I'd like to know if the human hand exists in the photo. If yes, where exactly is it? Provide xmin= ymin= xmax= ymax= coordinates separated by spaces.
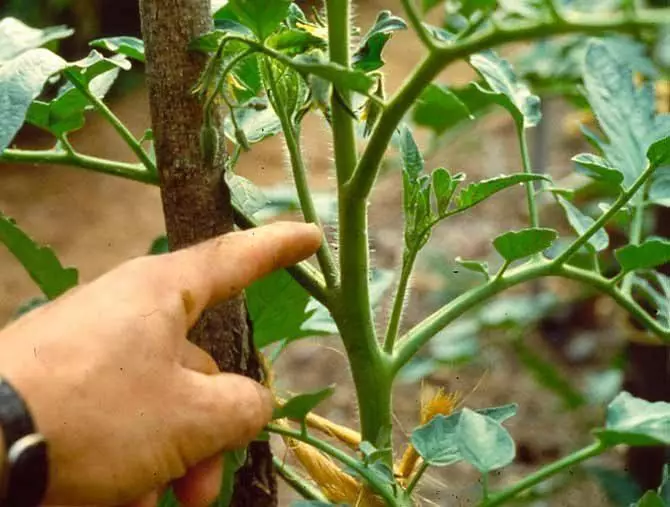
xmin=0 ymin=222 xmax=322 ymax=506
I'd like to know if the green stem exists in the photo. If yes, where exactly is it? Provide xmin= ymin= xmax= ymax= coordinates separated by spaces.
xmin=272 ymin=456 xmax=329 ymax=502
xmin=405 ymin=461 xmax=429 ymax=496
xmin=553 ymin=162 xmax=655 ymax=266
xmin=326 ymin=0 xmax=391 ymax=448
xmin=384 ymin=249 xmax=418 ymax=353
xmin=348 ymin=9 xmax=670 ymax=200
xmin=482 ymin=442 xmax=606 ymax=507
xmin=266 ymin=423 xmax=397 ymax=505
xmin=392 ymin=260 xmax=670 ymax=374
xmin=621 ymin=198 xmax=646 ymax=295
xmin=518 ymin=126 xmax=540 ymax=229
xmin=263 ymin=58 xmax=339 ymax=288
xmin=0 ymin=148 xmax=329 ymax=304
xmin=400 ymin=0 xmax=436 ymax=49
xmin=63 ymin=70 xmax=156 ymax=172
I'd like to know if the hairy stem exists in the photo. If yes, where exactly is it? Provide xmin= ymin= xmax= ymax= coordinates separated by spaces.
xmin=266 ymin=424 xmax=397 ymax=505
xmin=518 ymin=126 xmax=540 ymax=228
xmin=482 ymin=442 xmax=606 ymax=506
xmin=348 ymin=9 xmax=670 ymax=200
xmin=405 ymin=461 xmax=429 ymax=496
xmin=272 ymin=457 xmax=328 ymax=502
xmin=384 ymin=249 xmax=418 ymax=353
xmin=63 ymin=70 xmax=156 ymax=172
xmin=263 ymin=58 xmax=339 ymax=288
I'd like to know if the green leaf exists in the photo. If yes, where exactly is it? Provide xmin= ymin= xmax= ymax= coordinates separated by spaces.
xmin=556 ymin=195 xmax=609 ymax=252
xmin=219 ymin=448 xmax=247 ymax=507
xmin=227 ymin=0 xmax=291 ymax=39
xmin=454 ymin=257 xmax=489 ymax=280
xmin=148 ymin=235 xmax=169 ymax=255
xmin=273 ymin=386 xmax=335 ymax=421
xmin=583 ymin=41 xmax=666 ymax=191
xmin=411 ymin=404 xmax=517 ymax=467
xmin=0 ymin=17 xmax=73 ymax=63
xmin=412 ymin=84 xmax=473 ymax=135
xmin=224 ymin=98 xmax=282 ymax=145
xmin=397 ymin=124 xmax=424 ymax=181
xmin=90 ymin=36 xmax=145 ymax=62
xmin=246 ymin=269 xmax=333 ymax=348
xmin=432 ymin=168 xmax=463 ymax=215
xmin=0 ymin=212 xmax=78 ymax=299
xmin=572 ymin=153 xmax=624 ymax=187
xmin=455 ymin=408 xmax=516 ymax=473
xmin=266 ymin=28 xmax=327 ymax=56
xmin=633 ymin=491 xmax=666 ymax=507
xmin=493 ymin=227 xmax=558 ymax=262
xmin=649 ymin=167 xmax=670 ymax=207
xmin=226 ymin=173 xmax=267 ymax=215
xmin=456 ymin=173 xmax=549 ymax=211
xmin=594 ymin=392 xmax=670 ymax=447
xmin=292 ymin=52 xmax=374 ymax=95
xmin=352 ymin=10 xmax=407 ymax=73
xmin=647 ymin=134 xmax=670 ymax=169
xmin=615 ymin=239 xmax=670 ymax=273
xmin=157 ymin=489 xmax=179 ymax=507
xmin=422 ymin=0 xmax=443 ymax=13
xmin=0 ymin=48 xmax=67 ymax=151
xmin=585 ymin=465 xmax=643 ymax=507
xmin=190 ymin=25 xmax=254 ymax=53
xmin=469 ymin=50 xmax=542 ymax=129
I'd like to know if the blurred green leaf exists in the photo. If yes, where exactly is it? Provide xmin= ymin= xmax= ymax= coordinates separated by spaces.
xmin=594 ymin=392 xmax=670 ymax=447
xmin=586 ymin=465 xmax=643 ymax=507
xmin=493 ymin=228 xmax=558 ymax=262
xmin=273 ymin=386 xmax=335 ymax=421
xmin=219 ymin=448 xmax=247 ymax=507
xmin=556 ymin=195 xmax=609 ymax=252
xmin=572 ymin=153 xmax=624 ymax=188
xmin=352 ymin=10 xmax=407 ymax=73
xmin=456 ymin=408 xmax=516 ymax=473
xmin=0 ymin=17 xmax=73 ymax=63
xmin=226 ymin=173 xmax=268 ymax=215
xmin=224 ymin=98 xmax=282 ymax=145
xmin=292 ymin=52 xmax=374 ymax=94
xmin=0 ymin=212 xmax=78 ymax=299
xmin=456 ymin=173 xmax=548 ymax=211
xmin=90 ymin=36 xmax=145 ymax=62
xmin=633 ymin=491 xmax=666 ymax=507
xmin=227 ymin=0 xmax=291 ymax=40
xmin=412 ymin=83 xmax=475 ymax=136
xmin=615 ymin=239 xmax=670 ymax=273
xmin=266 ymin=28 xmax=327 ymax=56
xmin=454 ymin=257 xmax=489 ymax=280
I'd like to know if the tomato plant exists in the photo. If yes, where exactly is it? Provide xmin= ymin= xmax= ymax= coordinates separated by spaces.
xmin=1 ymin=1 xmax=670 ymax=505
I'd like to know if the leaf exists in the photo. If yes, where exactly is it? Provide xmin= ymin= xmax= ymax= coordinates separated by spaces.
xmin=572 ymin=153 xmax=624 ymax=187
xmin=157 ymin=489 xmax=179 ymax=507
xmin=411 ymin=404 xmax=517 ymax=467
xmin=594 ymin=392 xmax=670 ymax=447
xmin=585 ymin=465 xmax=643 ymax=507
xmin=224 ymin=98 xmax=282 ymax=145
xmin=649 ymin=167 xmax=670 ymax=207
xmin=422 ymin=0 xmax=443 ymax=13
xmin=0 ymin=17 xmax=73 ymax=63
xmin=219 ymin=448 xmax=247 ymax=507
xmin=227 ymin=0 xmax=292 ymax=39
xmin=0 ymin=48 xmax=67 ymax=151
xmin=273 ymin=386 xmax=335 ymax=421
xmin=226 ymin=173 xmax=267 ymax=215
xmin=90 ymin=36 xmax=145 ymax=62
xmin=615 ymin=239 xmax=670 ymax=273
xmin=397 ymin=124 xmax=424 ymax=181
xmin=455 ymin=408 xmax=516 ymax=473
xmin=292 ymin=52 xmax=374 ymax=95
xmin=266 ymin=28 xmax=327 ymax=56
xmin=432 ymin=168 xmax=463 ymax=215
xmin=456 ymin=173 xmax=549 ymax=211
xmin=583 ymin=41 xmax=665 ymax=191
xmin=454 ymin=257 xmax=489 ymax=280
xmin=352 ymin=10 xmax=407 ymax=73
xmin=0 ymin=212 xmax=78 ymax=299
xmin=556 ymin=195 xmax=609 ymax=252
xmin=633 ymin=491 xmax=666 ymax=507
xmin=493 ymin=228 xmax=558 ymax=262
xmin=148 ymin=235 xmax=169 ymax=255
xmin=246 ymin=269 xmax=333 ymax=348
xmin=412 ymin=84 xmax=474 ymax=136
xmin=647 ymin=134 xmax=670 ymax=169
xmin=469 ymin=50 xmax=542 ymax=129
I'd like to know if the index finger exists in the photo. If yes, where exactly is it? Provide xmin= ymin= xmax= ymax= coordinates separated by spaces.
xmin=162 ymin=221 xmax=322 ymax=327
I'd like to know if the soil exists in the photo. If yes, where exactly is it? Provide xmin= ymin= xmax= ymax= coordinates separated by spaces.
xmin=0 ymin=1 xmax=638 ymax=505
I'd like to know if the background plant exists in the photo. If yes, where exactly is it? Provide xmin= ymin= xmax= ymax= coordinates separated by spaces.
xmin=1 ymin=0 xmax=670 ymax=506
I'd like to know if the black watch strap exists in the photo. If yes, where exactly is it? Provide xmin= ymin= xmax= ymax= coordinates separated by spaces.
xmin=0 ymin=377 xmax=48 ymax=507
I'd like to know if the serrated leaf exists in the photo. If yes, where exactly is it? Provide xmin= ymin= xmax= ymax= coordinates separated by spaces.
xmin=273 ymin=386 xmax=335 ymax=421
xmin=227 ymin=0 xmax=291 ymax=40
xmin=397 ymin=124 xmax=424 ymax=181
xmin=455 ymin=257 xmax=489 ymax=279
xmin=432 ymin=168 xmax=463 ymax=215
xmin=615 ymin=239 xmax=670 ymax=273
xmin=0 ymin=212 xmax=78 ymax=299
xmin=0 ymin=48 xmax=67 ymax=151
xmin=148 ymin=235 xmax=169 ymax=255
xmin=594 ymin=392 xmax=670 ymax=447
xmin=469 ymin=50 xmax=542 ymax=129
xmin=583 ymin=41 xmax=667 ymax=192
xmin=493 ymin=227 xmax=558 ymax=262
xmin=0 ymin=17 xmax=73 ymax=63
xmin=572 ymin=153 xmax=624 ymax=187
xmin=456 ymin=173 xmax=548 ymax=211
xmin=90 ymin=36 xmax=145 ymax=62
xmin=556 ymin=195 xmax=609 ymax=252
xmin=352 ymin=10 xmax=407 ymax=73
xmin=456 ymin=408 xmax=516 ymax=473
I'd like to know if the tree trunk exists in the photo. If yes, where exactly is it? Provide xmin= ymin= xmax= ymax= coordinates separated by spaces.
xmin=138 ymin=1 xmax=276 ymax=505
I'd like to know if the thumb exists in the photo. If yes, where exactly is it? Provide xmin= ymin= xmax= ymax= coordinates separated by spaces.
xmin=174 ymin=370 xmax=273 ymax=465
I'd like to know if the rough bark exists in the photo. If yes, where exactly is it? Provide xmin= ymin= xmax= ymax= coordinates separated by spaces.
xmin=138 ymin=1 xmax=276 ymax=505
